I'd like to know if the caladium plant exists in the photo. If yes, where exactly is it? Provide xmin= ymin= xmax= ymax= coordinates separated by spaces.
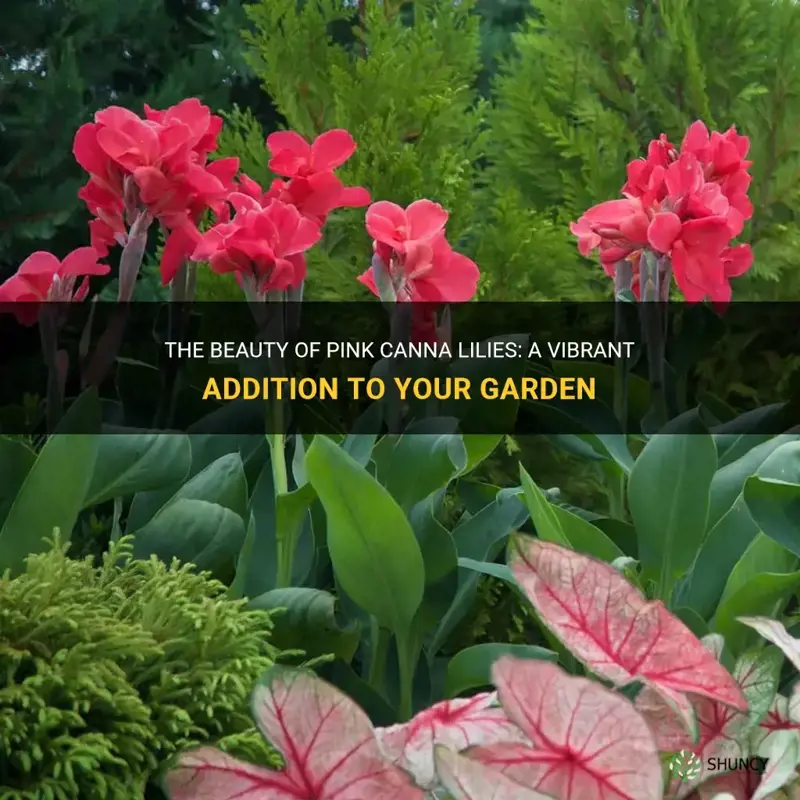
xmin=165 ymin=539 xmax=800 ymax=800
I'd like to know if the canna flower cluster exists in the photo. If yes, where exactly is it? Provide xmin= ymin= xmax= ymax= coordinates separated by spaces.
xmin=0 ymin=97 xmax=480 ymax=315
xmin=571 ymin=121 xmax=754 ymax=302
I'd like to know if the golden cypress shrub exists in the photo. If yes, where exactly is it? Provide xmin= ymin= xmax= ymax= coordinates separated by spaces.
xmin=0 ymin=537 xmax=280 ymax=800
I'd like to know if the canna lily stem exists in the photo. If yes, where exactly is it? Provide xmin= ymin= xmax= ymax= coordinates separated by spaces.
xmin=640 ymin=250 xmax=668 ymax=428
xmin=610 ymin=261 xmax=632 ymax=519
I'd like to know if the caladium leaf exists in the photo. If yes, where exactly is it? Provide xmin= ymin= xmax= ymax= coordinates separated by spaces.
xmin=511 ymin=538 xmax=747 ymax=737
xmin=738 ymin=617 xmax=800 ymax=673
xmin=376 ymin=692 xmax=529 ymax=790
xmin=637 ymin=648 xmax=781 ymax=798
xmin=467 ymin=656 xmax=662 ymax=800
xmin=164 ymin=667 xmax=424 ymax=800
xmin=433 ymin=747 xmax=554 ymax=800
xmin=694 ymin=770 xmax=761 ymax=799
xmin=752 ymin=730 xmax=800 ymax=800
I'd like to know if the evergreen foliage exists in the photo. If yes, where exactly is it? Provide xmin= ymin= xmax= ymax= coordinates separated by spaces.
xmin=0 ymin=0 xmax=256 ymax=276
xmin=0 ymin=537 xmax=279 ymax=799
xmin=201 ymin=0 xmax=599 ymax=302
xmin=487 ymin=0 xmax=800 ymax=298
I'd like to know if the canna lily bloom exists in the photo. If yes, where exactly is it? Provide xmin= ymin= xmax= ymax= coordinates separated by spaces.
xmin=265 ymin=129 xmax=371 ymax=224
xmin=73 ymin=99 xmax=232 ymax=284
xmin=266 ymin=172 xmax=371 ymax=225
xmin=266 ymin=129 xmax=359 ymax=177
xmin=191 ymin=197 xmax=321 ymax=297
xmin=359 ymin=199 xmax=479 ymax=304
xmin=0 ymin=247 xmax=109 ymax=325
xmin=572 ymin=120 xmax=755 ymax=302
xmin=359 ymin=232 xmax=479 ymax=303
xmin=365 ymin=199 xmax=449 ymax=261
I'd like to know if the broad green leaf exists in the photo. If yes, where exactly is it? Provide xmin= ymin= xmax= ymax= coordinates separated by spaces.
xmin=430 ymin=490 xmax=528 ymax=654
xmin=305 ymin=435 xmax=425 ymax=635
xmin=745 ymin=476 xmax=800 ymax=558
xmin=458 ymin=557 xmax=515 ymax=584
xmin=373 ymin=419 xmax=467 ymax=510
xmin=459 ymin=434 xmax=503 ymax=475
xmin=708 ymin=435 xmax=799 ymax=530
xmin=409 ymin=498 xmax=459 ymax=631
xmin=673 ymin=496 xmax=759 ymax=619
xmin=519 ymin=466 xmax=568 ymax=548
xmin=0 ymin=436 xmax=36 ymax=528
xmin=445 ymin=643 xmax=557 ymax=697
xmin=129 ymin=453 xmax=249 ymax=575
xmin=126 ymin=432 xmax=264 ymax=530
xmin=520 ymin=466 xmax=624 ymax=562
xmin=131 ymin=498 xmax=246 ymax=573
xmin=83 ymin=432 xmax=191 ymax=507
xmin=628 ymin=418 xmax=717 ymax=598
xmin=248 ymin=587 xmax=360 ymax=662
xmin=717 ymin=534 xmax=798 ymax=610
xmin=0 ymin=390 xmax=100 ymax=575
xmin=232 ymin=458 xmax=316 ymax=596
xmin=713 ymin=571 xmax=800 ymax=654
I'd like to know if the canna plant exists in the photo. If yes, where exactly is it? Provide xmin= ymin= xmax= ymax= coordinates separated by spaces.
xmin=163 ymin=537 xmax=800 ymax=800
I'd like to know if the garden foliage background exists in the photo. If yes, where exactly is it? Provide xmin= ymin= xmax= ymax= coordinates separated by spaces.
xmin=4 ymin=0 xmax=800 ymax=301
xmin=3 ymin=1 xmax=800 ymax=799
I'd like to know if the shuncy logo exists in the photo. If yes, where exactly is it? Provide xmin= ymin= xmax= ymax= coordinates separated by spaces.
xmin=669 ymin=750 xmax=702 ymax=780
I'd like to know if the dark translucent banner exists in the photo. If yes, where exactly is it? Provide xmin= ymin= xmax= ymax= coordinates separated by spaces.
xmin=0 ymin=301 xmax=797 ymax=435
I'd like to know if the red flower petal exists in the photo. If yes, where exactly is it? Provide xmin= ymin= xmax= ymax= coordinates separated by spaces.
xmin=647 ymin=211 xmax=682 ymax=253
xmin=339 ymin=185 xmax=371 ymax=207
xmin=681 ymin=120 xmax=711 ymax=155
xmin=366 ymin=201 xmax=408 ymax=248
xmin=16 ymin=251 xmax=62 ymax=277
xmin=59 ymin=247 xmax=108 ymax=277
xmin=510 ymin=538 xmax=747 ymax=736
xmin=73 ymin=124 xmax=109 ymax=177
xmin=469 ymin=657 xmax=662 ymax=800
xmin=405 ymin=199 xmax=448 ymax=241
xmin=162 ymin=226 xmax=203 ymax=285
xmin=310 ymin=129 xmax=357 ymax=172
xmin=266 ymin=130 xmax=311 ymax=157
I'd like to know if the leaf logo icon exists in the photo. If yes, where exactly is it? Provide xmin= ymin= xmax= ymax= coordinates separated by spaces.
xmin=669 ymin=750 xmax=702 ymax=780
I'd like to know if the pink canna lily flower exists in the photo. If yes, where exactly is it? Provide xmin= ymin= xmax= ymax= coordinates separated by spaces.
xmin=266 ymin=129 xmax=360 ymax=177
xmin=0 ymin=247 xmax=109 ymax=325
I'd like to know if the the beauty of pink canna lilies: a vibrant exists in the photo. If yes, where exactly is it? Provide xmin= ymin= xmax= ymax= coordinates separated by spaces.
xmin=0 ymin=98 xmax=754 ymax=313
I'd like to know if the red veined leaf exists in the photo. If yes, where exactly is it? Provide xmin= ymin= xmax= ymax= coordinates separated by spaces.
xmin=164 ymin=746 xmax=301 ymax=799
xmin=692 ymin=768 xmax=761 ymax=799
xmin=749 ymin=730 xmax=800 ymax=800
xmin=636 ymin=648 xmax=780 ymax=798
xmin=762 ymin=686 xmax=800 ymax=736
xmin=738 ymin=617 xmax=800 ymax=673
xmin=376 ymin=692 xmax=529 ymax=789
xmin=164 ymin=668 xmax=424 ymax=800
xmin=433 ymin=746 xmax=555 ymax=800
xmin=511 ymin=538 xmax=747 ymax=737
xmin=467 ymin=656 xmax=662 ymax=800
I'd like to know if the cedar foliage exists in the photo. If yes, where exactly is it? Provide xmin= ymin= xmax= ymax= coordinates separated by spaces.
xmin=0 ymin=0 xmax=256 ymax=277
xmin=487 ymin=0 xmax=800 ymax=298
xmin=200 ymin=0 xmax=598 ymax=302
